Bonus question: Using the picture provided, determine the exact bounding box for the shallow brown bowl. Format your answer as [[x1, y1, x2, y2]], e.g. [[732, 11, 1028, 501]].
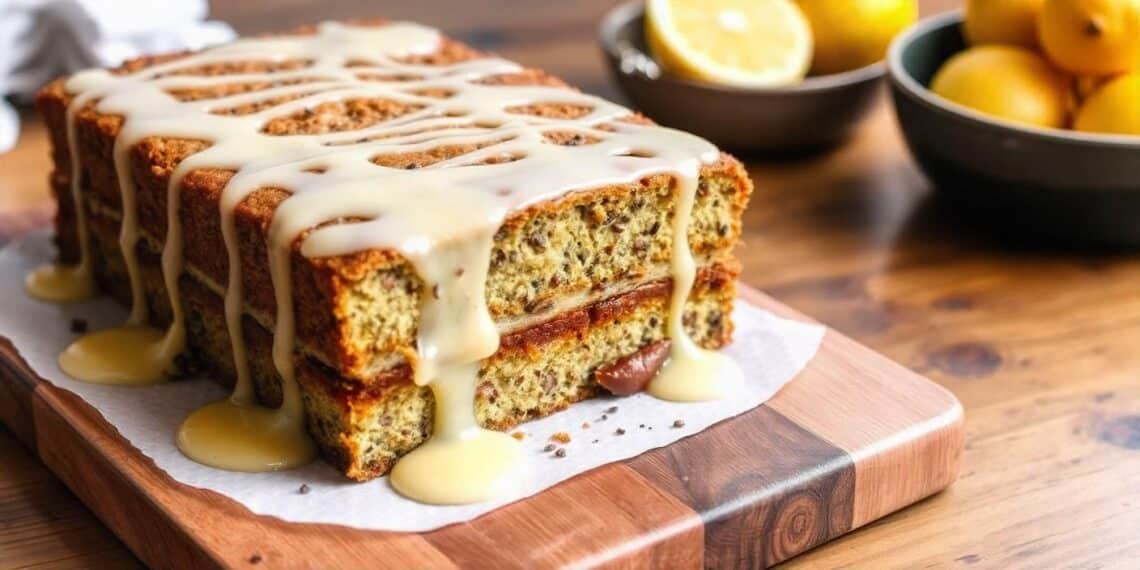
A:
[[599, 1, 885, 154]]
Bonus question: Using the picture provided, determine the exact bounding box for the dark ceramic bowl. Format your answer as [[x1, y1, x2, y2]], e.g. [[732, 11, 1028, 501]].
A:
[[889, 12, 1140, 246], [599, 1, 885, 154]]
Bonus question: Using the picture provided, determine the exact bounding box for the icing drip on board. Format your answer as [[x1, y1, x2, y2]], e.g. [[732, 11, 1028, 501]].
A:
[[24, 91, 99, 303], [33, 21, 741, 503]]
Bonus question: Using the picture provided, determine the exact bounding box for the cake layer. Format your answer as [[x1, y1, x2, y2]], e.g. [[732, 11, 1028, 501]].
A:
[[36, 24, 753, 384], [83, 202, 736, 479]]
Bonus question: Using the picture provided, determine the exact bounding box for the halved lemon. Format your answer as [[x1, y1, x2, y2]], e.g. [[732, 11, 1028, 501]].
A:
[[646, 0, 813, 88]]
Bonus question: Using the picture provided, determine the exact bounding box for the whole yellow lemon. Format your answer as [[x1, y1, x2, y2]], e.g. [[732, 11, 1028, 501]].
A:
[[1074, 73, 1140, 134], [795, 0, 919, 75], [1038, 0, 1140, 75], [964, 0, 1046, 48], [931, 46, 1071, 128]]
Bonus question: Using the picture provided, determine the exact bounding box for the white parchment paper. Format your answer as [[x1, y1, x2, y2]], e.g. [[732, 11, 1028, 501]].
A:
[[0, 230, 824, 532]]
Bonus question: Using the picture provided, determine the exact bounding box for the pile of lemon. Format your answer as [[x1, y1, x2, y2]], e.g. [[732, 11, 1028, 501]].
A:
[[933, 0, 1140, 135], [645, 0, 918, 87]]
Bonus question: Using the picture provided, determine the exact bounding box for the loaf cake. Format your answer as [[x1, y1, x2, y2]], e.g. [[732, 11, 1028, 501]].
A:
[[35, 20, 753, 481]]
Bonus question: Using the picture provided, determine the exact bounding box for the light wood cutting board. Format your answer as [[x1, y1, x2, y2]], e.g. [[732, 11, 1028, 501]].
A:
[[0, 286, 963, 568]]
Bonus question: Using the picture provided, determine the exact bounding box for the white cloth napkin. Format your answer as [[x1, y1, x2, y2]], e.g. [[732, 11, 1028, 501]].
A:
[[0, 0, 234, 152]]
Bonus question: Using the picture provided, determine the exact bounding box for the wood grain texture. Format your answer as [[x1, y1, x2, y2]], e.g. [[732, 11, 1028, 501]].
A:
[[5, 0, 1140, 567], [766, 330, 963, 529], [0, 287, 961, 569], [626, 406, 855, 569], [0, 341, 37, 448]]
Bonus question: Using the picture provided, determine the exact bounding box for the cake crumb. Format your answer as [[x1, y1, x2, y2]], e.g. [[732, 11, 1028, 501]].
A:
[[70, 318, 88, 334], [581, 422, 590, 429], [672, 419, 686, 428], [600, 414, 608, 421], [511, 431, 526, 441], [615, 428, 626, 435], [551, 431, 571, 444], [249, 554, 263, 564], [554, 448, 567, 458], [298, 483, 310, 495], [543, 444, 556, 452], [606, 406, 619, 414]]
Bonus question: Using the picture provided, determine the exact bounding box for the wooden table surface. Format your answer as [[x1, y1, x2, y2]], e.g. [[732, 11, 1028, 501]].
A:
[[1, 1, 1138, 568]]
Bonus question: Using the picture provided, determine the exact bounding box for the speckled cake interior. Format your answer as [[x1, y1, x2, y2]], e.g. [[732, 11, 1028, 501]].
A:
[[36, 21, 753, 479]]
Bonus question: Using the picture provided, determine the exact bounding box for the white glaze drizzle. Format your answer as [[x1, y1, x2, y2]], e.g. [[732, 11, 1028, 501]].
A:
[[43, 22, 737, 502]]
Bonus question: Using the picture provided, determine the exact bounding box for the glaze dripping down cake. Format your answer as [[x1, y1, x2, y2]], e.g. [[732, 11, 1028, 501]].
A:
[[35, 20, 753, 481]]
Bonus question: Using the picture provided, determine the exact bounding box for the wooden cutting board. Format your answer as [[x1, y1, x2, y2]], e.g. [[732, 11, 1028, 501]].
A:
[[0, 286, 962, 569]]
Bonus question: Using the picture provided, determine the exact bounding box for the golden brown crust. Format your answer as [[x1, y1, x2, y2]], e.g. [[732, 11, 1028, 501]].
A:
[[39, 49, 751, 381], [82, 206, 735, 479], [36, 20, 752, 479], [54, 161, 747, 380]]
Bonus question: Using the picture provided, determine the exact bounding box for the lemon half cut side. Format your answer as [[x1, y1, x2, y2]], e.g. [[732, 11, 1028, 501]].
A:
[[646, 0, 813, 88]]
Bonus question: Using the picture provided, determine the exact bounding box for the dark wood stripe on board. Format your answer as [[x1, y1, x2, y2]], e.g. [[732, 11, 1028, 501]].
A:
[[0, 285, 962, 569], [627, 406, 856, 568]]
